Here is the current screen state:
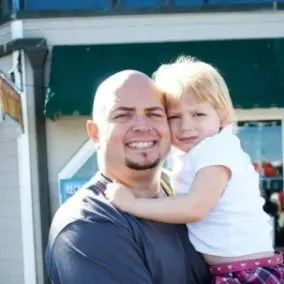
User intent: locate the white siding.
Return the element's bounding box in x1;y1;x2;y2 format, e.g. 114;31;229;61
0;22;12;46
22;10;284;46
46;116;90;215
0;54;13;73
0;52;24;284
22;56;43;284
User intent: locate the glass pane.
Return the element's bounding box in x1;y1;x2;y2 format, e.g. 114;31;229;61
237;120;283;248
59;153;98;204
237;120;283;194
72;153;98;180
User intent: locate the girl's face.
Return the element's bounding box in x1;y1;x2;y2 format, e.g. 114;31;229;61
167;94;222;152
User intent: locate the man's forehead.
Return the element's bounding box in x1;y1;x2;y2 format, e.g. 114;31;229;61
93;70;165;119
111;89;164;110
104;79;163;107
99;70;149;92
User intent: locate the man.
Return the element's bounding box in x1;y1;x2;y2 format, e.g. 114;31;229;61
45;70;211;283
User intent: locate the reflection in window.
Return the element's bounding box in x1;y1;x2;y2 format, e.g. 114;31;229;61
72;153;98;180
237;120;284;248
237;120;283;193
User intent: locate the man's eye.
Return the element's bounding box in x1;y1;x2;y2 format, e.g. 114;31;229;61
114;113;129;119
149;113;163;117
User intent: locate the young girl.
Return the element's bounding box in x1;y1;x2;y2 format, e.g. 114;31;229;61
105;56;284;283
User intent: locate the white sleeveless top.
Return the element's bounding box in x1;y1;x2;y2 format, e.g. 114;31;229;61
172;125;274;257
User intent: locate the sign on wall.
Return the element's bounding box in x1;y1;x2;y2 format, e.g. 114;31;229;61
59;178;88;204
0;70;24;131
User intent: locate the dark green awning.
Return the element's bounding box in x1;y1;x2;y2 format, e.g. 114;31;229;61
44;39;284;119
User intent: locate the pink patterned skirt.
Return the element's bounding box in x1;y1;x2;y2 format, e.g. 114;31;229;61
210;252;284;284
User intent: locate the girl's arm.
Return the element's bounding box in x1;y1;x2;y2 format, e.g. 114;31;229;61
105;165;230;224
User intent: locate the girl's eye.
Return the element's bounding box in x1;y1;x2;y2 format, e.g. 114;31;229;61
193;113;205;117
167;115;180;120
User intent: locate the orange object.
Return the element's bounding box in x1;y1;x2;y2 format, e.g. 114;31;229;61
252;161;278;176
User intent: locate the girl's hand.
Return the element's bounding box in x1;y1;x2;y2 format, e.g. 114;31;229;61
105;183;136;212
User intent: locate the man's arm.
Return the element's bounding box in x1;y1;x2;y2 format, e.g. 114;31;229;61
46;219;153;284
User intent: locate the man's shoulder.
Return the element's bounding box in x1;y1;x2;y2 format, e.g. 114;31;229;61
47;183;128;250
48;170;174;248
45;184;140;283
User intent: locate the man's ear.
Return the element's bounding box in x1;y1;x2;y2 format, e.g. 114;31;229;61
86;120;99;143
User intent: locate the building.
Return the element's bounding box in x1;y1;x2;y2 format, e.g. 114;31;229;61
1;1;284;283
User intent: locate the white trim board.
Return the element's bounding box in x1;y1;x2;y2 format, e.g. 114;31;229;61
16;50;37;284
236;108;284;121
22;10;284;46
0;105;4;122
58;139;97;180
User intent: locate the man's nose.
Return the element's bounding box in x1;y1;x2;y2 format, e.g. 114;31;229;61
132;116;152;132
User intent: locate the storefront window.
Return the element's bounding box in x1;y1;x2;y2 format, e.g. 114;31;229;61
72;154;98;180
58;140;97;204
237;120;283;194
237;120;284;247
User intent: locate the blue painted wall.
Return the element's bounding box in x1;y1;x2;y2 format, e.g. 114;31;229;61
209;0;283;3
24;0;282;11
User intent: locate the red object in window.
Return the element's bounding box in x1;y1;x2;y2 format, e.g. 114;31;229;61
252;162;278;176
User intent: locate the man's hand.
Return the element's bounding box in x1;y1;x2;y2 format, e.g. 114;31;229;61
105;183;137;212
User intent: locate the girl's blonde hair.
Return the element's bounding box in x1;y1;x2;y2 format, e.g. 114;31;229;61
152;56;236;125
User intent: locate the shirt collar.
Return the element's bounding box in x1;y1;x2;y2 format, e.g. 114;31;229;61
220;123;235;134
86;172;112;194
89;171;170;196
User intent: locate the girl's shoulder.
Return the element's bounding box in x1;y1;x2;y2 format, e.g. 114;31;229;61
190;129;241;160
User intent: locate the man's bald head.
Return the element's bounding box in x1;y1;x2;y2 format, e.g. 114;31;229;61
87;68;171;180
92;70;163;124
